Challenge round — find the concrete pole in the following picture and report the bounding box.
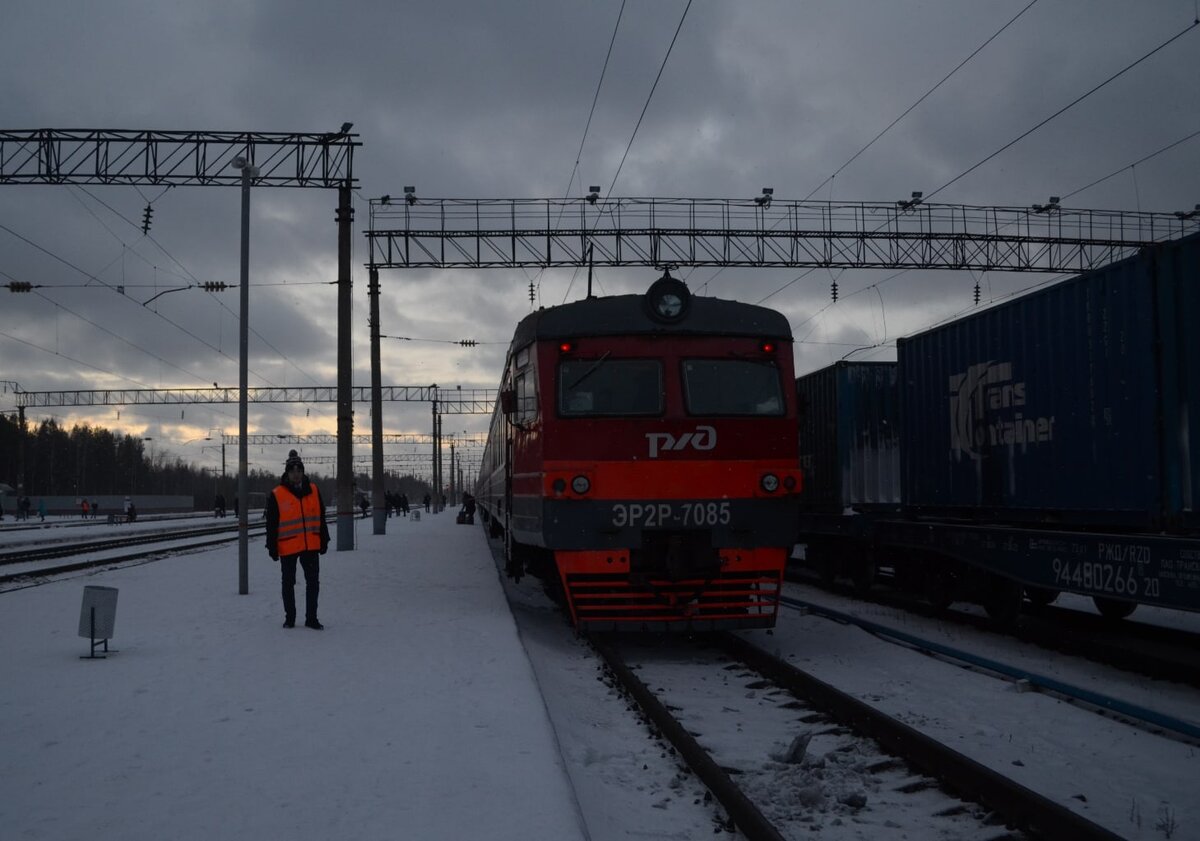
[336,183,355,550]
[369,267,386,535]
[236,158,258,595]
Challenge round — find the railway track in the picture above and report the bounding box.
[0,522,267,586]
[591,633,1125,841]
[787,564,1200,688]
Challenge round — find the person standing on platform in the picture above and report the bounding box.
[265,450,329,630]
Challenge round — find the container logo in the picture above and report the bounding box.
[645,425,717,458]
[948,361,1055,459]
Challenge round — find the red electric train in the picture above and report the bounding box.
[476,273,802,631]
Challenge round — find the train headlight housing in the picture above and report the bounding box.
[760,473,780,493]
[644,271,691,323]
[571,475,591,495]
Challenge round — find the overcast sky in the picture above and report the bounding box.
[2,1,1198,479]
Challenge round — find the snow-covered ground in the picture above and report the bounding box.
[3,513,1198,840]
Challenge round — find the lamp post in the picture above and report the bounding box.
[233,155,258,595]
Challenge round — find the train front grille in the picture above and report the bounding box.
[563,569,781,631]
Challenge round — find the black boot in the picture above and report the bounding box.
[283,617,295,628]
[304,618,324,630]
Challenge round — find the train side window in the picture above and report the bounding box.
[559,359,663,417]
[516,372,537,424]
[683,359,785,416]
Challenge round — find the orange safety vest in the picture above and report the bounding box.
[272,484,324,556]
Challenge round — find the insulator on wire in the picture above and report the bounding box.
[458,339,478,347]
[974,281,981,305]
[830,280,839,303]
[201,282,228,292]
[141,204,154,234]
[7,281,33,292]
[528,281,535,305]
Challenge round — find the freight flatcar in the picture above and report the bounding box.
[797,231,1200,622]
[477,273,802,630]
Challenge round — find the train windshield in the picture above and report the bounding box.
[559,358,663,416]
[683,359,785,416]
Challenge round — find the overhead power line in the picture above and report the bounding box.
[926,20,1200,201]
[803,0,1040,201]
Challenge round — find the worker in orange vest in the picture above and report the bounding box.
[265,450,330,629]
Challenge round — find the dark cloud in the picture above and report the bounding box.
[2,0,1198,474]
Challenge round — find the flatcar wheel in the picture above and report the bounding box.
[1093,596,1137,620]
[924,568,955,611]
[982,577,1023,626]
[851,554,876,595]
[1024,586,1060,608]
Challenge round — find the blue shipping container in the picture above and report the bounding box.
[797,361,901,511]
[898,232,1200,528]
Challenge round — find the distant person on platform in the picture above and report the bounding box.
[91,500,99,520]
[37,498,46,522]
[265,450,330,630]
[81,498,89,519]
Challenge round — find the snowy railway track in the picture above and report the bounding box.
[787,567,1200,688]
[0,522,266,587]
[591,633,1125,841]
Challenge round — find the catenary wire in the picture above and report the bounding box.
[924,20,1199,201]
[564,0,693,303]
[802,0,1040,202]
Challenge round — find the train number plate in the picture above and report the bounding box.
[610,501,731,528]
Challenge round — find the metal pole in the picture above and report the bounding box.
[430,393,437,511]
[336,183,355,550]
[369,267,386,535]
[235,158,258,595]
[449,441,456,507]
[436,412,444,512]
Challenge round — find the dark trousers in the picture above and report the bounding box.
[280,552,320,621]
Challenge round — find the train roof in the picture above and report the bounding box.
[510,286,791,349]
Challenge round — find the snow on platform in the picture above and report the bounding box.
[0,511,588,841]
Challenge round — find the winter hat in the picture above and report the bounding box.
[285,450,304,472]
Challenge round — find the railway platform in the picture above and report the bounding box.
[0,510,588,840]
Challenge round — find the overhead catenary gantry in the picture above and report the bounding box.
[363,192,1200,535]
[14,386,496,415]
[366,196,1198,273]
[1,127,360,591]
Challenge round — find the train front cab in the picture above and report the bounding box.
[503,278,801,631]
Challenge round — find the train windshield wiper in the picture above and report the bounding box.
[567,351,611,389]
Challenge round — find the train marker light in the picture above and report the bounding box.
[761,474,780,493]
[552,478,567,496]
[571,475,591,495]
[783,475,797,491]
[558,341,575,353]
[759,340,776,353]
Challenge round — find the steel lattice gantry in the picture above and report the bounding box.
[0,129,355,187]
[1,127,362,577]
[14,386,497,415]
[366,197,1199,274]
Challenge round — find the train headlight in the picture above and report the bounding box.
[760,473,780,493]
[571,475,591,495]
[644,272,691,323]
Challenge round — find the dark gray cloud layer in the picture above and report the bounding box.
[2,1,1198,474]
